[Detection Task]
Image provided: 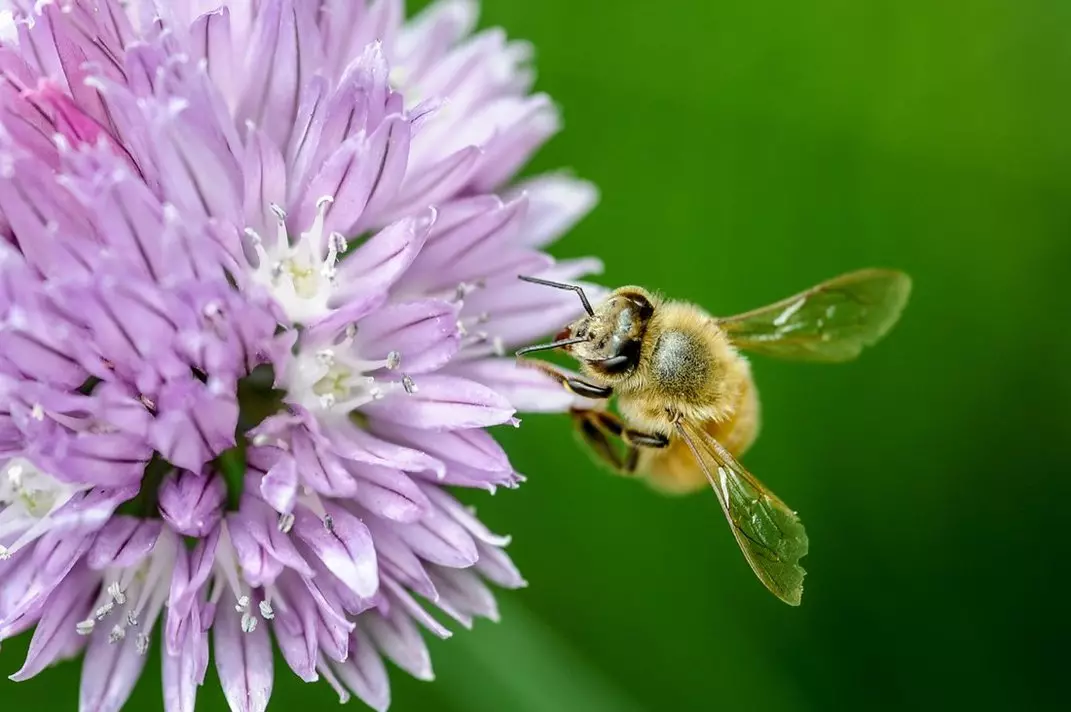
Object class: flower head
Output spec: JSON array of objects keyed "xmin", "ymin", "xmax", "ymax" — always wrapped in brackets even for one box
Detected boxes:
[{"xmin": 0, "ymin": 1, "xmax": 601, "ymax": 710}]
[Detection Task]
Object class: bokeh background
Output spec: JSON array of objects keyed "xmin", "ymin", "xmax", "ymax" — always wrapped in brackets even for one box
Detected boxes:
[{"xmin": 4, "ymin": 0, "xmax": 1071, "ymax": 710}]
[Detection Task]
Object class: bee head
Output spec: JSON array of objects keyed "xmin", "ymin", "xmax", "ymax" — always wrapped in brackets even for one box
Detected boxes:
[
  {"xmin": 514, "ymin": 277, "xmax": 655, "ymax": 382},
  {"xmin": 568, "ymin": 287, "xmax": 654, "ymax": 380}
]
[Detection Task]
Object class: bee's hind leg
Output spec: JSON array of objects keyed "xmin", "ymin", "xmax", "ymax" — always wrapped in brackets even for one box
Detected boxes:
[{"xmin": 571, "ymin": 409, "xmax": 668, "ymax": 475}]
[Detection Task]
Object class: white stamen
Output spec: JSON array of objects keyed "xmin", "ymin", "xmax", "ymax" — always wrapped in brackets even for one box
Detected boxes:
[
  {"xmin": 323, "ymin": 513, "xmax": 334, "ymax": 532},
  {"xmin": 136, "ymin": 633, "xmax": 151, "ymax": 656},
  {"xmin": 249, "ymin": 195, "xmax": 346, "ymax": 323},
  {"xmin": 75, "ymin": 619, "xmax": 95, "ymax": 636},
  {"xmin": 278, "ymin": 512, "xmax": 295, "ymax": 533},
  {"xmin": 235, "ymin": 595, "xmax": 250, "ymax": 613},
  {"xmin": 259, "ymin": 600, "xmax": 275, "ymax": 620},
  {"xmin": 95, "ymin": 601, "xmax": 115, "ymax": 620},
  {"xmin": 402, "ymin": 374, "xmax": 418, "ymax": 394},
  {"xmin": 108, "ymin": 581, "xmax": 126, "ymax": 606},
  {"xmin": 30, "ymin": 403, "xmax": 44, "ymax": 421},
  {"xmin": 386, "ymin": 351, "xmax": 401, "ymax": 370},
  {"xmin": 241, "ymin": 612, "xmax": 258, "ymax": 634},
  {"xmin": 108, "ymin": 624, "xmax": 126, "ymax": 643}
]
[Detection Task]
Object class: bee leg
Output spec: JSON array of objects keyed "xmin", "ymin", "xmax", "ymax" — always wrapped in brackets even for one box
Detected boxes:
[
  {"xmin": 573, "ymin": 409, "xmax": 668, "ymax": 475},
  {"xmin": 517, "ymin": 358, "xmax": 613, "ymax": 399},
  {"xmin": 572, "ymin": 409, "xmax": 626, "ymax": 471}
]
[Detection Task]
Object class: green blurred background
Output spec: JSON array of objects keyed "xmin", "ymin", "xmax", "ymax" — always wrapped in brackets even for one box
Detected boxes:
[{"xmin": 4, "ymin": 0, "xmax": 1071, "ymax": 710}]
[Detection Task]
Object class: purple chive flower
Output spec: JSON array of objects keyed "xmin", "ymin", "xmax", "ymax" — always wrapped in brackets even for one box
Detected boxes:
[{"xmin": 0, "ymin": 1, "xmax": 602, "ymax": 710}]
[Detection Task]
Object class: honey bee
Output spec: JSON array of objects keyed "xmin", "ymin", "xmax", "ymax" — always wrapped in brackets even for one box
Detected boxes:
[{"xmin": 516, "ymin": 269, "xmax": 911, "ymax": 605}]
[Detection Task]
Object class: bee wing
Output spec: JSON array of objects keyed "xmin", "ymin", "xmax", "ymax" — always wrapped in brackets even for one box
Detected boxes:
[
  {"xmin": 676, "ymin": 417, "xmax": 808, "ymax": 605},
  {"xmin": 716, "ymin": 269, "xmax": 911, "ymax": 362}
]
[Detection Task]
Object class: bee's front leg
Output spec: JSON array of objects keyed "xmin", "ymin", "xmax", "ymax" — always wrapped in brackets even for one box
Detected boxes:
[{"xmin": 516, "ymin": 357, "xmax": 613, "ymax": 399}]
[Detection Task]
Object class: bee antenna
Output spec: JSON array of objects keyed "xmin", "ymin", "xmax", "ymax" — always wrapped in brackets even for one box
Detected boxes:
[
  {"xmin": 515, "ymin": 335, "xmax": 589, "ymax": 357},
  {"xmin": 518, "ymin": 275, "xmax": 595, "ymax": 316}
]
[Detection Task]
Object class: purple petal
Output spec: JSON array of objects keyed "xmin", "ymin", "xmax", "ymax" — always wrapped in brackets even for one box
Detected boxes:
[
  {"xmin": 360, "ymin": 603, "xmax": 433, "ymax": 681},
  {"xmin": 346, "ymin": 463, "xmax": 431, "ymax": 523},
  {"xmin": 448, "ymin": 357, "xmax": 579, "ymax": 412},
  {"xmin": 471, "ymin": 94, "xmax": 560, "ymax": 191},
  {"xmin": 242, "ymin": 128, "xmax": 288, "ymax": 238},
  {"xmin": 86, "ymin": 516, "xmax": 163, "ymax": 570},
  {"xmin": 422, "ymin": 483, "xmax": 511, "ymax": 546},
  {"xmin": 361, "ymin": 374, "xmax": 515, "ymax": 429},
  {"xmin": 0, "ymin": 513, "xmax": 108, "ymax": 616},
  {"xmin": 334, "ymin": 210, "xmax": 433, "ymax": 303},
  {"xmin": 353, "ymin": 299, "xmax": 461, "ymax": 375},
  {"xmin": 79, "ymin": 625, "xmax": 151, "ymax": 712},
  {"xmin": 40, "ymin": 484, "xmax": 139, "ymax": 536},
  {"xmin": 162, "ymin": 618, "xmax": 209, "ymax": 712},
  {"xmin": 368, "ymin": 421, "xmax": 510, "ymax": 474},
  {"xmin": 391, "ymin": 501, "xmax": 479, "ymax": 568},
  {"xmin": 233, "ymin": 497, "xmax": 314, "ymax": 580},
  {"xmin": 158, "ymin": 470, "xmax": 226, "ymax": 537},
  {"xmin": 382, "ymin": 578, "xmax": 451, "ymax": 640},
  {"xmin": 460, "ymin": 263, "xmax": 606, "ymax": 348},
  {"xmin": 259, "ymin": 454, "xmax": 298, "ymax": 514},
  {"xmin": 361, "ymin": 515, "xmax": 437, "ymax": 601},
  {"xmin": 271, "ymin": 576, "xmax": 319, "ymax": 682},
  {"xmin": 10, "ymin": 563, "xmax": 95, "ymax": 681},
  {"xmin": 166, "ymin": 529, "xmax": 220, "ymax": 651},
  {"xmin": 297, "ymin": 574, "xmax": 354, "ymax": 663},
  {"xmin": 384, "ymin": 145, "xmax": 480, "ymax": 223},
  {"xmin": 152, "ymin": 379, "xmax": 238, "ymax": 472},
  {"xmin": 150, "ymin": 97, "xmax": 243, "ymax": 225},
  {"xmin": 290, "ymin": 428, "xmax": 357, "ymax": 497},
  {"xmin": 428, "ymin": 565, "xmax": 500, "ymax": 624},
  {"xmin": 399, "ymin": 195, "xmax": 527, "ymax": 292},
  {"xmin": 292, "ymin": 505, "xmax": 379, "ymax": 598},
  {"xmin": 413, "ymin": 459, "xmax": 521, "ymax": 492},
  {"xmin": 474, "ymin": 540, "xmax": 527, "ymax": 589},
  {"xmin": 214, "ymin": 600, "xmax": 274, "ymax": 712},
  {"xmin": 324, "ymin": 422, "xmax": 445, "ymax": 479},
  {"xmin": 226, "ymin": 513, "xmax": 285, "ymax": 589},
  {"xmin": 237, "ymin": 0, "xmax": 322, "ymax": 151},
  {"xmin": 507, "ymin": 173, "xmax": 599, "ymax": 248},
  {"xmin": 293, "ymin": 115, "xmax": 411, "ymax": 239},
  {"xmin": 189, "ymin": 7, "xmax": 235, "ymax": 106},
  {"xmin": 330, "ymin": 627, "xmax": 391, "ymax": 712}
]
